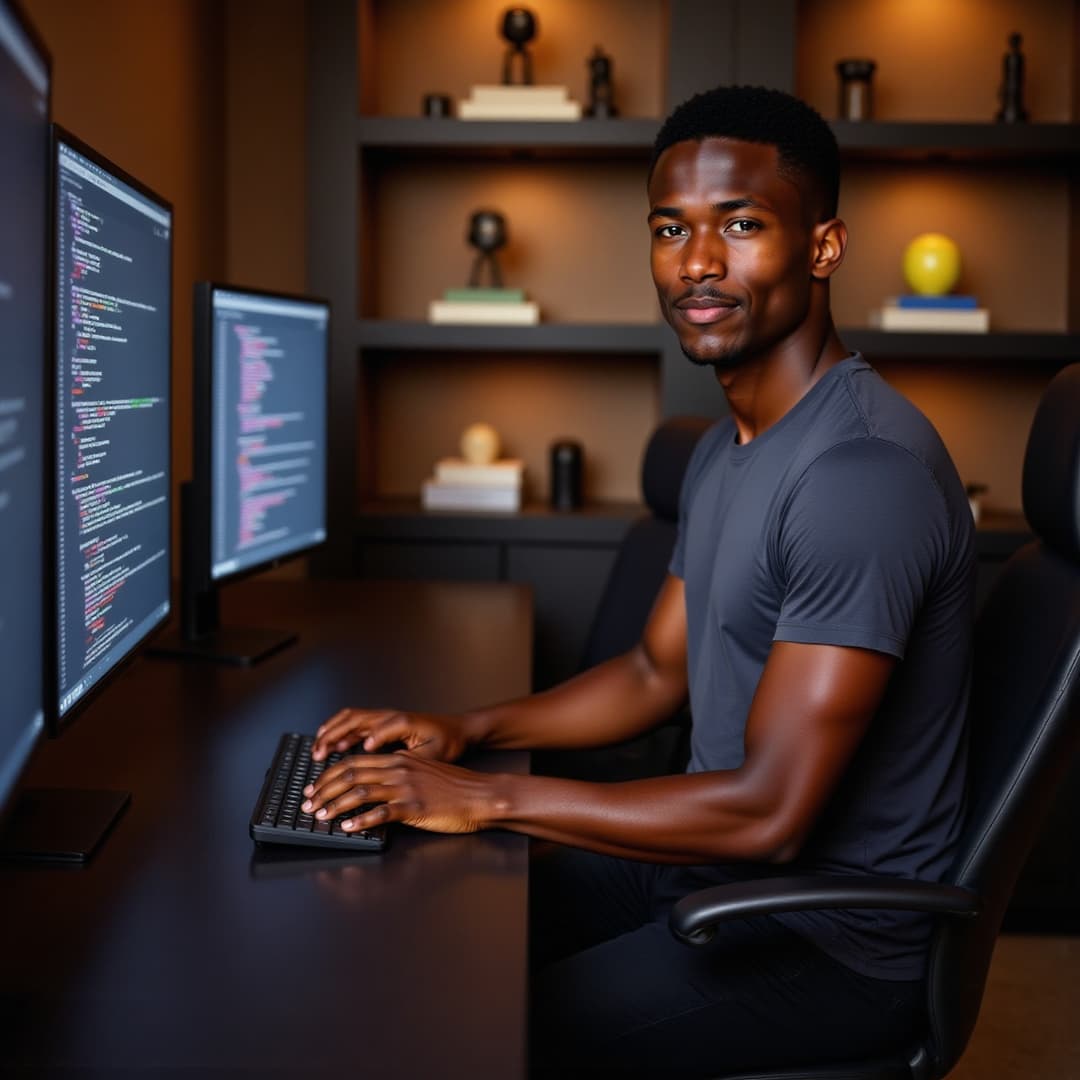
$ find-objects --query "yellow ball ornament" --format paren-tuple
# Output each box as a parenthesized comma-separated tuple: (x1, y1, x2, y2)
(903, 233, 961, 296)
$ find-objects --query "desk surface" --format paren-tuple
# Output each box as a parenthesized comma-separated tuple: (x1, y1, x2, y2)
(0, 579, 533, 1079)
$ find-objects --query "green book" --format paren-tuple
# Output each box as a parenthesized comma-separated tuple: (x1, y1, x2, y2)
(443, 287, 526, 303)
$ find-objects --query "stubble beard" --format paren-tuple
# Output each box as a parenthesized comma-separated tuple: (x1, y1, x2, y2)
(679, 334, 748, 373)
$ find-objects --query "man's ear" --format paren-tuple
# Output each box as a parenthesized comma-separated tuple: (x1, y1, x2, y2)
(810, 218, 847, 280)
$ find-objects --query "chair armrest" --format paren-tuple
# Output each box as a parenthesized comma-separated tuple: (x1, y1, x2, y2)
(670, 874, 982, 945)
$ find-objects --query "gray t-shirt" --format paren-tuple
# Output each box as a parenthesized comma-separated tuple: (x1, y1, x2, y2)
(670, 356, 975, 980)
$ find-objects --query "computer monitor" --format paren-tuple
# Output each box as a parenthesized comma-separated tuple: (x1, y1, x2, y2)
(10, 127, 174, 860)
(154, 283, 328, 666)
(0, 0, 49, 824)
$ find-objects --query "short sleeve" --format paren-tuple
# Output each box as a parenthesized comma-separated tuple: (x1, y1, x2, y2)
(773, 439, 949, 659)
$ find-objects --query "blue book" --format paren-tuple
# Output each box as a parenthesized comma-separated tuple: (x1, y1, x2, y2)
(895, 294, 978, 310)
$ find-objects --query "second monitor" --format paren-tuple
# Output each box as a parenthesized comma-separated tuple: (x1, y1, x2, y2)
(162, 284, 329, 665)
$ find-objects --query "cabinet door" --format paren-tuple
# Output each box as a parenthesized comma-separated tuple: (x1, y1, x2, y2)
(506, 545, 618, 691)
(355, 541, 500, 582)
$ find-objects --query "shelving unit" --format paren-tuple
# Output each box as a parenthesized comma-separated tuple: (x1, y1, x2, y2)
(304, 0, 1077, 920)
(307, 0, 1079, 686)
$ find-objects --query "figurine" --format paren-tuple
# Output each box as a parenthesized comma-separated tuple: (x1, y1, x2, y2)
(467, 210, 508, 289)
(996, 32, 1029, 123)
(584, 46, 618, 118)
(501, 7, 537, 86)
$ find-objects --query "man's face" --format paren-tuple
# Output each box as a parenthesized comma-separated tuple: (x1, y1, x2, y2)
(648, 137, 817, 369)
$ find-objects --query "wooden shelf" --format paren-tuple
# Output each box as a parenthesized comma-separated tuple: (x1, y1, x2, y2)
(356, 118, 1080, 163)
(357, 116, 659, 159)
(356, 322, 1078, 364)
(833, 122, 1080, 162)
(356, 499, 643, 544)
(357, 319, 666, 354)
(843, 329, 1080, 364)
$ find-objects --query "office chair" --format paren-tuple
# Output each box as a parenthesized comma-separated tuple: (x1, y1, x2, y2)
(668, 362, 1080, 1080)
(580, 414, 715, 670)
(535, 415, 713, 784)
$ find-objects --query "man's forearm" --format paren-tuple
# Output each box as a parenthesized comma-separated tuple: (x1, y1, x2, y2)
(460, 645, 687, 753)
(479, 770, 786, 864)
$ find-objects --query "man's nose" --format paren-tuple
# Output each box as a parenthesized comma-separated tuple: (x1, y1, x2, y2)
(681, 231, 726, 281)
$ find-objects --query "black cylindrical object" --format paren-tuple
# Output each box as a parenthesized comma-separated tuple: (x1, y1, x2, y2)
(549, 439, 583, 510)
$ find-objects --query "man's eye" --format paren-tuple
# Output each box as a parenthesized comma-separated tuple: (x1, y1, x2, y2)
(654, 224, 684, 239)
(727, 219, 761, 234)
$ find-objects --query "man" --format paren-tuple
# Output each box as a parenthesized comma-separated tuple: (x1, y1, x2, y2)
(302, 86, 975, 1076)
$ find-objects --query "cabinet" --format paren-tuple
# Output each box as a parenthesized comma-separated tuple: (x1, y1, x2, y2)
(307, 0, 1077, 678)
(306, 0, 1078, 921)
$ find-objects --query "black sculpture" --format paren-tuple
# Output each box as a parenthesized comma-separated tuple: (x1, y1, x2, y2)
(584, 46, 618, 118)
(501, 7, 537, 86)
(467, 210, 508, 288)
(996, 31, 1029, 123)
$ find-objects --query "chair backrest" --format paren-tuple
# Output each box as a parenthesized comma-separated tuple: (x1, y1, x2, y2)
(579, 415, 713, 669)
(920, 364, 1080, 1077)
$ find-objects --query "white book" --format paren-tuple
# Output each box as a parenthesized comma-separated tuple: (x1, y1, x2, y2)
(458, 100, 582, 121)
(434, 457, 524, 486)
(428, 299, 540, 325)
(871, 305, 990, 333)
(470, 84, 570, 106)
(422, 479, 521, 512)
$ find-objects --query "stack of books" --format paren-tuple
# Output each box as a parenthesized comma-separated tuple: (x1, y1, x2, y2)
(871, 295, 989, 333)
(421, 457, 524, 512)
(458, 84, 582, 121)
(428, 287, 539, 326)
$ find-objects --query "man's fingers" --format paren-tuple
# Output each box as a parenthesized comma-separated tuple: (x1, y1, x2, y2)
(341, 799, 419, 832)
(361, 713, 415, 751)
(311, 709, 398, 759)
(312, 784, 407, 822)
(302, 758, 402, 808)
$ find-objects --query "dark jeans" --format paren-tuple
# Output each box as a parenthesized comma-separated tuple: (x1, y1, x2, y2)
(528, 846, 925, 1078)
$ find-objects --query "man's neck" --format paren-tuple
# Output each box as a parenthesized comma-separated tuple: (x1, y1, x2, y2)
(717, 321, 849, 445)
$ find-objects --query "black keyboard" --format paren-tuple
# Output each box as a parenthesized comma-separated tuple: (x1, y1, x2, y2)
(249, 732, 387, 852)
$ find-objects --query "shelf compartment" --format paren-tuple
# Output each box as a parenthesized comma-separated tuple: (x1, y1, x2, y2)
(843, 329, 1080, 364)
(357, 117, 660, 159)
(833, 122, 1080, 162)
(355, 499, 643, 545)
(357, 319, 666, 354)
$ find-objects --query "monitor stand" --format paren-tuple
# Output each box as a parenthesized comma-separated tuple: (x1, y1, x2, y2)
(0, 787, 130, 863)
(146, 482, 298, 666)
(149, 624, 297, 667)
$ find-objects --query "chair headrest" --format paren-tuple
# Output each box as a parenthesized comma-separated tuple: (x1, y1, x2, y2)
(641, 416, 714, 522)
(1022, 363, 1080, 561)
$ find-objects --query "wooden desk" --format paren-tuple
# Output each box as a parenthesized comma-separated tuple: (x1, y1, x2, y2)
(0, 579, 533, 1079)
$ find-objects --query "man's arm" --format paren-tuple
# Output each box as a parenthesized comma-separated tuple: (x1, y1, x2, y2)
(304, 638, 895, 864)
(312, 574, 690, 760)
(462, 573, 690, 751)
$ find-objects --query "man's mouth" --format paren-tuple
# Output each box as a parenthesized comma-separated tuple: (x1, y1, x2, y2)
(674, 296, 740, 326)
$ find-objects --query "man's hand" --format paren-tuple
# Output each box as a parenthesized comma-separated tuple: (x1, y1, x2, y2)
(311, 708, 468, 762)
(301, 751, 503, 834)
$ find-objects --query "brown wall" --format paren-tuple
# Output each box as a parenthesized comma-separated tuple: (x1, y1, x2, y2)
(25, 0, 227, 568)
(25, 0, 309, 574)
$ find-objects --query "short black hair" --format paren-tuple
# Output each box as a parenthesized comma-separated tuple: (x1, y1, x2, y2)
(649, 85, 839, 221)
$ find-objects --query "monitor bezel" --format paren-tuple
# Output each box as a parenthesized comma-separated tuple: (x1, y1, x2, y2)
(0, 0, 51, 821)
(45, 124, 174, 736)
(190, 280, 331, 594)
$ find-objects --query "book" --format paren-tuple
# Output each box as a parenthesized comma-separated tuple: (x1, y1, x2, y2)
(469, 85, 571, 106)
(458, 100, 582, 121)
(894, 294, 979, 310)
(428, 299, 540, 325)
(442, 287, 526, 304)
(434, 457, 524, 486)
(421, 479, 521, 512)
(871, 304, 990, 333)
